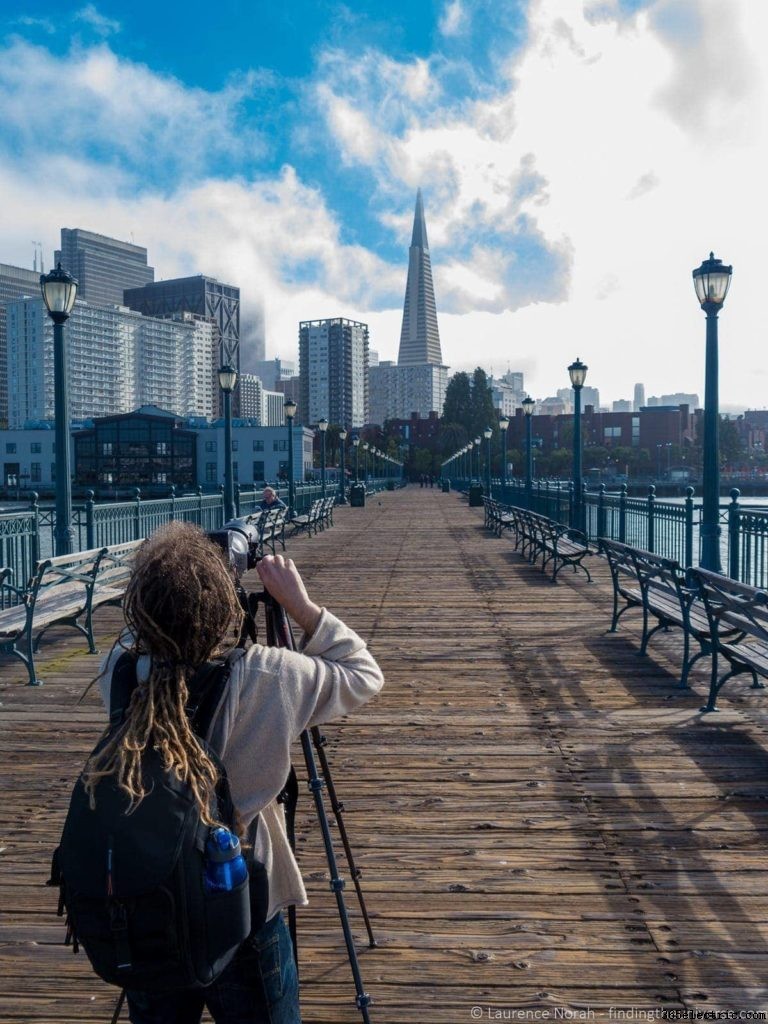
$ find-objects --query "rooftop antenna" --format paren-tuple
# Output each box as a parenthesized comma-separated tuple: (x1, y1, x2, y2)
(32, 241, 42, 272)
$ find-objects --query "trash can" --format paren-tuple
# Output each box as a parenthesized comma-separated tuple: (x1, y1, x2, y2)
(386, 480, 395, 491)
(441, 480, 450, 493)
(468, 483, 484, 507)
(350, 483, 366, 507)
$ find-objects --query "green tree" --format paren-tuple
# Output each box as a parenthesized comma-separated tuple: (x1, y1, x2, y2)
(470, 367, 496, 438)
(442, 372, 472, 432)
(439, 422, 469, 455)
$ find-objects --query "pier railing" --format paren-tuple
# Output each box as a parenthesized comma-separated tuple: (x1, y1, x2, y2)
(451, 476, 768, 590)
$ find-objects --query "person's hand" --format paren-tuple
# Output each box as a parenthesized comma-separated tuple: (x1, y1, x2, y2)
(256, 555, 322, 635)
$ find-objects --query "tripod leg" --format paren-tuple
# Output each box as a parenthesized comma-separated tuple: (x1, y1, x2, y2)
(299, 730, 373, 1024)
(311, 726, 377, 948)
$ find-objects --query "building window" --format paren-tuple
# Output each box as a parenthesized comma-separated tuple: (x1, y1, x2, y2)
(206, 440, 217, 452)
(604, 427, 622, 439)
(253, 440, 264, 452)
(102, 442, 113, 456)
(205, 462, 217, 483)
(273, 439, 287, 452)
(233, 462, 239, 481)
(232, 440, 239, 452)
(30, 463, 41, 482)
(30, 443, 41, 454)
(6, 443, 16, 454)
(253, 461, 265, 480)
(156, 441, 169, 456)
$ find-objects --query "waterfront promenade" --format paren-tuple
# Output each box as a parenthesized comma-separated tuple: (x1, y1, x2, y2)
(3, 487, 768, 1021)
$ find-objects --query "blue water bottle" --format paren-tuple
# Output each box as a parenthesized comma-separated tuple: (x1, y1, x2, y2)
(204, 827, 248, 892)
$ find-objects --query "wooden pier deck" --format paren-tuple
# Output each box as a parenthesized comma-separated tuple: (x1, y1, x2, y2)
(3, 487, 768, 1022)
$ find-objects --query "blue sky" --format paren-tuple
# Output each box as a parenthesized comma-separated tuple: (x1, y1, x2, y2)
(0, 0, 765, 408)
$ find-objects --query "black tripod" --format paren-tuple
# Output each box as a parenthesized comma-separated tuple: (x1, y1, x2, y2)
(250, 588, 376, 1024)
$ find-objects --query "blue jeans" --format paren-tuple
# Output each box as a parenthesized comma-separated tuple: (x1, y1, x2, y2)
(126, 913, 301, 1024)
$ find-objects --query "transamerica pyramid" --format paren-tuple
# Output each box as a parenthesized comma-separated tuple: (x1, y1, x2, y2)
(397, 189, 443, 366)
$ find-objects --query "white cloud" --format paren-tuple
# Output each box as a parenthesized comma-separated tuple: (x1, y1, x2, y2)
(439, 1, 467, 38)
(74, 4, 121, 37)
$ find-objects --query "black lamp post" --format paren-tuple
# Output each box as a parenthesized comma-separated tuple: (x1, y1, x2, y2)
(338, 428, 347, 503)
(523, 396, 535, 509)
(352, 435, 360, 483)
(40, 263, 78, 555)
(568, 358, 588, 531)
(483, 427, 493, 496)
(284, 398, 297, 516)
(499, 417, 509, 488)
(693, 251, 732, 572)
(474, 437, 481, 481)
(218, 364, 238, 521)
(362, 442, 369, 485)
(318, 417, 328, 498)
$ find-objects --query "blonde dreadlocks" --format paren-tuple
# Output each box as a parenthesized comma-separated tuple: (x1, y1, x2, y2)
(83, 521, 244, 825)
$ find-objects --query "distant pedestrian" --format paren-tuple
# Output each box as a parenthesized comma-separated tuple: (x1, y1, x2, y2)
(258, 486, 287, 511)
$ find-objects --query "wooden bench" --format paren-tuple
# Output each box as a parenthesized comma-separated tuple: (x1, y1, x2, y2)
(90, 539, 143, 612)
(481, 499, 591, 583)
(290, 499, 323, 538)
(259, 507, 287, 553)
(688, 568, 768, 712)
(0, 547, 108, 686)
(600, 539, 734, 690)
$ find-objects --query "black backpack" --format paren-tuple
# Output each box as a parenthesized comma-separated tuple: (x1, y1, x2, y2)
(49, 652, 269, 993)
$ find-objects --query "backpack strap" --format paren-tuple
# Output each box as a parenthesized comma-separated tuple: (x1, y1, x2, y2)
(187, 651, 240, 739)
(109, 652, 141, 727)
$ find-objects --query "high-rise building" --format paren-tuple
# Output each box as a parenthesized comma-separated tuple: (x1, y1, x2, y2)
(124, 276, 240, 416)
(275, 376, 302, 423)
(613, 399, 633, 413)
(299, 318, 369, 428)
(397, 189, 442, 366)
(238, 373, 263, 419)
(0, 263, 41, 427)
(6, 297, 216, 427)
(633, 383, 646, 412)
(251, 357, 296, 391)
(490, 372, 526, 418)
(55, 228, 154, 307)
(369, 190, 448, 424)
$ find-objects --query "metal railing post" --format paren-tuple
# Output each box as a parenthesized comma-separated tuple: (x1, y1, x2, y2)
(85, 490, 95, 550)
(647, 485, 656, 553)
(169, 484, 176, 522)
(133, 488, 142, 541)
(197, 485, 204, 526)
(235, 483, 241, 518)
(619, 484, 627, 543)
(728, 488, 741, 580)
(555, 482, 562, 524)
(597, 483, 606, 540)
(30, 491, 40, 567)
(684, 486, 694, 569)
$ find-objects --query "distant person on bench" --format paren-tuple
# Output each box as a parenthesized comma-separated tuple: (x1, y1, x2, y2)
(258, 487, 287, 511)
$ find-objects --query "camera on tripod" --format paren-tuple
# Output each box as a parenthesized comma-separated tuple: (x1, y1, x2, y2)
(208, 518, 261, 578)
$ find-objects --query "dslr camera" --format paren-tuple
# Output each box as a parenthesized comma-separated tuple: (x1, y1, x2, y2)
(208, 518, 261, 578)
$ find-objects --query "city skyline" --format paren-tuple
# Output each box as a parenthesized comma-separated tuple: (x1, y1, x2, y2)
(0, 1, 765, 410)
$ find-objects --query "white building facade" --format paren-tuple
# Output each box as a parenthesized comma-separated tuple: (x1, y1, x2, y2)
(368, 361, 447, 425)
(6, 298, 216, 427)
(299, 318, 369, 428)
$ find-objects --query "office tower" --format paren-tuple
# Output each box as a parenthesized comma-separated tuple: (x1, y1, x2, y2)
(239, 373, 263, 419)
(299, 318, 369, 428)
(124, 276, 240, 416)
(581, 386, 600, 409)
(6, 297, 216, 427)
(490, 372, 526, 417)
(55, 228, 154, 307)
(397, 189, 442, 366)
(613, 400, 633, 413)
(633, 383, 646, 412)
(0, 263, 41, 426)
(368, 360, 448, 426)
(252, 358, 296, 391)
(274, 376, 302, 423)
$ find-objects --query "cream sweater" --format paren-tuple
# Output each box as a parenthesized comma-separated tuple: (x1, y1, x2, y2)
(99, 608, 384, 920)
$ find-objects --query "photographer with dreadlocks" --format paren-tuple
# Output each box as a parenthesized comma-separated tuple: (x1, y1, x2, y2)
(84, 521, 384, 1024)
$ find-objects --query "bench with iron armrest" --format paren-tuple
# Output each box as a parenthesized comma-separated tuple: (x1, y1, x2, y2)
(290, 499, 323, 538)
(688, 568, 768, 712)
(259, 507, 287, 553)
(600, 539, 733, 689)
(318, 496, 335, 530)
(538, 518, 592, 583)
(0, 547, 108, 686)
(90, 539, 143, 613)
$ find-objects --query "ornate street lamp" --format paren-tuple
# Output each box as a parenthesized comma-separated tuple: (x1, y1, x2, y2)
(474, 437, 481, 481)
(352, 435, 360, 483)
(568, 358, 588, 531)
(483, 427, 493, 496)
(499, 417, 509, 489)
(362, 442, 369, 485)
(218, 364, 238, 521)
(40, 263, 78, 555)
(693, 252, 732, 572)
(284, 398, 297, 517)
(338, 428, 348, 504)
(523, 396, 535, 510)
(318, 417, 328, 498)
